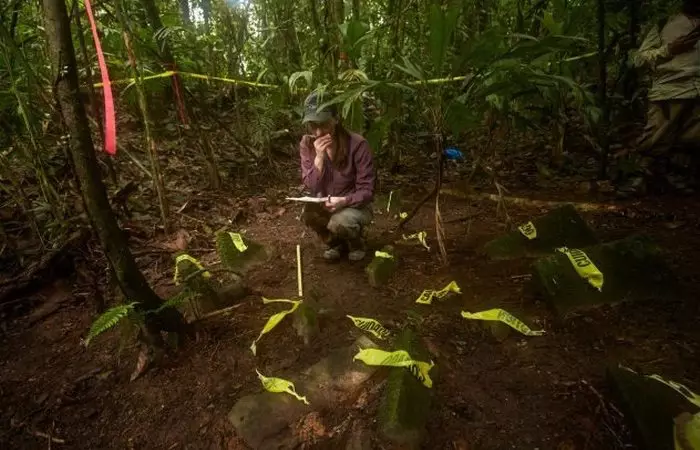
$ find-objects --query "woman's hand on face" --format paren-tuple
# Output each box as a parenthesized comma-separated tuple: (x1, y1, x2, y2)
(324, 196, 347, 212)
(313, 134, 332, 158)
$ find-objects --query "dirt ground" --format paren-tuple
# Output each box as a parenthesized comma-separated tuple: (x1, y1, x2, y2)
(1, 153, 700, 449)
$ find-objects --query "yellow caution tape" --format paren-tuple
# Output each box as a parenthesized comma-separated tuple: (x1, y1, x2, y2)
(460, 308, 545, 336)
(402, 231, 430, 251)
(250, 298, 302, 355)
(94, 70, 278, 89)
(518, 221, 537, 240)
(675, 412, 700, 450)
(228, 232, 248, 252)
(557, 247, 604, 291)
(256, 370, 309, 404)
(173, 254, 211, 285)
(375, 251, 394, 259)
(94, 71, 471, 90)
(416, 280, 461, 305)
(353, 348, 434, 388)
(346, 315, 391, 340)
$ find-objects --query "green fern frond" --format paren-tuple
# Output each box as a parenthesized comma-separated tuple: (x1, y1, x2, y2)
(84, 302, 138, 347)
(151, 289, 197, 314)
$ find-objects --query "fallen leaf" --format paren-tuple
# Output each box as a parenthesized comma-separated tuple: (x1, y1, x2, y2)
(163, 229, 190, 251)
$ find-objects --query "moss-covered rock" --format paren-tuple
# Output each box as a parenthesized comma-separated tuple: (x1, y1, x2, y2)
(378, 328, 433, 449)
(607, 365, 699, 450)
(366, 245, 398, 287)
(483, 204, 598, 260)
(215, 231, 267, 272)
(532, 234, 674, 317)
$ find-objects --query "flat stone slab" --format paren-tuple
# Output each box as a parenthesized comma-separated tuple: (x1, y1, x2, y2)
(607, 365, 700, 450)
(483, 204, 598, 260)
(366, 245, 398, 287)
(378, 328, 433, 449)
(228, 335, 380, 449)
(532, 234, 674, 317)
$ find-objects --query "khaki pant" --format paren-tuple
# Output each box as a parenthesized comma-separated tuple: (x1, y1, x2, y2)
(638, 100, 700, 156)
(302, 203, 372, 245)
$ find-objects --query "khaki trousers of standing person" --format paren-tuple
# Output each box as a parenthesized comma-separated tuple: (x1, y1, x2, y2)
(301, 202, 373, 245)
(637, 100, 700, 175)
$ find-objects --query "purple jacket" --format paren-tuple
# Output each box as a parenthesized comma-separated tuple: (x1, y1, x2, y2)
(299, 132, 375, 207)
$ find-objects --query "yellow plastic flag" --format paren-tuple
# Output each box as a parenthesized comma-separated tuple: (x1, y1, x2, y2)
(256, 370, 309, 404)
(250, 298, 301, 355)
(399, 212, 408, 219)
(375, 251, 394, 260)
(675, 412, 700, 450)
(228, 232, 248, 252)
(346, 315, 391, 340)
(416, 281, 461, 305)
(460, 308, 545, 336)
(353, 348, 434, 388)
(173, 254, 211, 285)
(402, 231, 430, 251)
(517, 221, 537, 240)
(557, 247, 604, 291)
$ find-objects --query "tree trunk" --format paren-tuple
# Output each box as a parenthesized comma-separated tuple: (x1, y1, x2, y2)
(179, 0, 191, 26)
(597, 0, 609, 179)
(139, 0, 187, 124)
(202, 0, 212, 33)
(352, 0, 360, 21)
(42, 0, 190, 345)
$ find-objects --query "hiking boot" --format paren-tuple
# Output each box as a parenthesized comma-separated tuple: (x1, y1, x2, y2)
(347, 238, 366, 262)
(323, 245, 342, 261)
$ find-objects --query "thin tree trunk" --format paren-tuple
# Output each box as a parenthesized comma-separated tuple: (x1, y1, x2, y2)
(179, 0, 191, 26)
(123, 31, 171, 231)
(597, 0, 609, 179)
(139, 0, 188, 124)
(70, 0, 117, 185)
(42, 0, 189, 346)
(202, 0, 212, 32)
(352, 0, 360, 20)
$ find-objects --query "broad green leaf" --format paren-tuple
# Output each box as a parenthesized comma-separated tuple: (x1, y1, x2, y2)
(395, 56, 425, 81)
(289, 71, 313, 91)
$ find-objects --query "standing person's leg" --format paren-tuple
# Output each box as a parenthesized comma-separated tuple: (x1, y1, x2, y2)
(618, 101, 674, 197)
(327, 205, 373, 261)
(671, 99, 700, 190)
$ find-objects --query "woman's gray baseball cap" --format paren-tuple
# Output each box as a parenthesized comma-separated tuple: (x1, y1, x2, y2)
(302, 92, 337, 124)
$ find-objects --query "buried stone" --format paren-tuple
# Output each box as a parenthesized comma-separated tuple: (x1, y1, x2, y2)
(483, 204, 598, 260)
(378, 328, 434, 449)
(607, 365, 700, 450)
(366, 245, 398, 287)
(228, 335, 380, 450)
(532, 234, 675, 317)
(215, 231, 268, 272)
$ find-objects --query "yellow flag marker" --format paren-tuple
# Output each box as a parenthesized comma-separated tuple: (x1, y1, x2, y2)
(386, 191, 394, 213)
(347, 315, 391, 340)
(256, 370, 309, 404)
(402, 231, 430, 251)
(228, 232, 248, 252)
(557, 247, 604, 291)
(173, 254, 211, 285)
(399, 212, 408, 219)
(460, 309, 545, 336)
(518, 221, 537, 240)
(375, 251, 394, 259)
(250, 298, 302, 355)
(675, 412, 700, 450)
(353, 348, 434, 388)
(416, 281, 461, 305)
